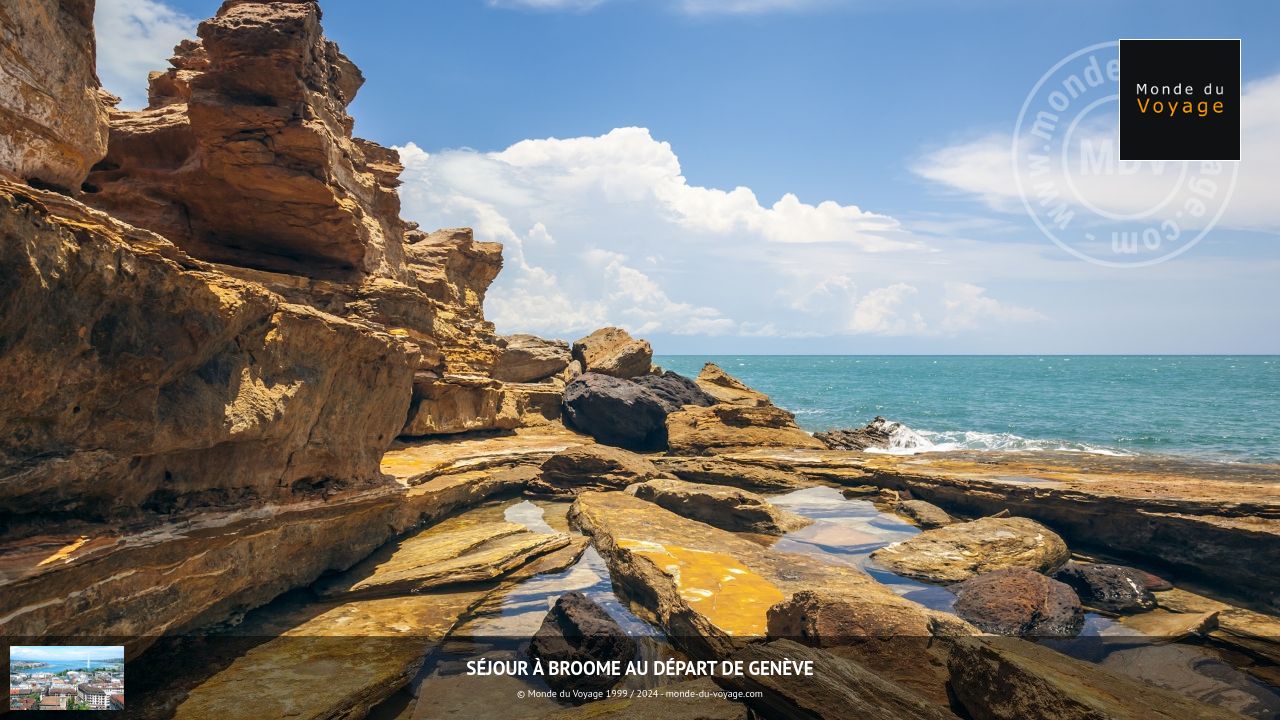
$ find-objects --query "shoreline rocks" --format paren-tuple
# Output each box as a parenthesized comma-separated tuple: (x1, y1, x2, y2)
(950, 568, 1084, 637)
(870, 516, 1070, 583)
(528, 591, 638, 699)
(571, 327, 652, 379)
(562, 373, 669, 450)
(666, 403, 825, 455)
(1052, 562, 1158, 614)
(530, 444, 664, 497)
(632, 478, 813, 535)
(816, 416, 929, 452)
(494, 334, 571, 383)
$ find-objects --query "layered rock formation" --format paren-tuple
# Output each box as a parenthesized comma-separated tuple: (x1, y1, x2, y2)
(0, 0, 109, 191)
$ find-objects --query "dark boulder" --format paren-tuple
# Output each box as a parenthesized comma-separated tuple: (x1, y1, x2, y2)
(1052, 562, 1159, 613)
(562, 373, 669, 450)
(951, 568, 1084, 637)
(631, 370, 716, 413)
(528, 591, 638, 699)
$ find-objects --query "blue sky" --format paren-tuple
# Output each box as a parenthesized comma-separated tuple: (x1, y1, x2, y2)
(95, 0, 1280, 353)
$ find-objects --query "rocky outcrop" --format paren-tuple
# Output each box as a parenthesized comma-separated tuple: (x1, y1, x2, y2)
(631, 370, 716, 412)
(665, 403, 824, 455)
(528, 591, 638, 699)
(571, 327, 652, 378)
(316, 518, 570, 598)
(562, 373, 669, 450)
(654, 456, 814, 492)
(816, 416, 930, 452)
(530, 444, 663, 497)
(84, 1, 406, 279)
(0, 181, 417, 523)
(632, 478, 812, 535)
(946, 636, 1246, 720)
(1052, 562, 1158, 613)
(950, 569, 1084, 637)
(896, 499, 954, 528)
(0, 0, 109, 192)
(493, 334, 571, 383)
(568, 490, 965, 661)
(402, 374, 512, 437)
(695, 363, 771, 407)
(870, 517, 1070, 583)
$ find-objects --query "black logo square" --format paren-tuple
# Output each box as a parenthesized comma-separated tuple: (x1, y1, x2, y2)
(1120, 39, 1240, 161)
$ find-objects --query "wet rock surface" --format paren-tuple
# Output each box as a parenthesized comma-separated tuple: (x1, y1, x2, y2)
(950, 568, 1084, 637)
(528, 591, 638, 698)
(1052, 562, 1158, 613)
(816, 416, 929, 452)
(870, 516, 1071, 583)
(632, 477, 813, 535)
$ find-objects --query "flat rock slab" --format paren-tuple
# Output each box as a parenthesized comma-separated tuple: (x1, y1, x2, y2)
(174, 590, 489, 720)
(870, 516, 1069, 583)
(569, 491, 961, 660)
(719, 640, 955, 720)
(1155, 588, 1280, 664)
(318, 512, 570, 598)
(631, 478, 813, 535)
(382, 428, 590, 485)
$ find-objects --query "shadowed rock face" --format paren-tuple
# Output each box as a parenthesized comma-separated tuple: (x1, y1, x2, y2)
(531, 444, 663, 497)
(631, 370, 716, 413)
(0, 0, 109, 192)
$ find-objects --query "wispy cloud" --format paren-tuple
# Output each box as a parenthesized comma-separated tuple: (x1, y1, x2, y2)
(95, 0, 197, 109)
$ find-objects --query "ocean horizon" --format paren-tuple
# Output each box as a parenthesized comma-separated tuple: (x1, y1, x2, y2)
(656, 355, 1280, 463)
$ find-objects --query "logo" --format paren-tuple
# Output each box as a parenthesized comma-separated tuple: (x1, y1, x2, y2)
(1013, 41, 1238, 268)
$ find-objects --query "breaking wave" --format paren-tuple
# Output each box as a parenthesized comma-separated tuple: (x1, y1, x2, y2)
(862, 420, 1134, 456)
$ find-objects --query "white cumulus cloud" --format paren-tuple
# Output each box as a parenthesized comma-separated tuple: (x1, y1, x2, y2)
(397, 128, 1041, 341)
(95, 0, 197, 110)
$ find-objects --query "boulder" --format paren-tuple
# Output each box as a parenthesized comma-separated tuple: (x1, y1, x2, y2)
(1051, 563, 1158, 613)
(528, 591, 638, 699)
(493, 334, 571, 383)
(562, 373, 668, 450)
(631, 370, 716, 412)
(870, 517, 1070, 583)
(0, 0, 109, 191)
(765, 590, 966, 706)
(665, 403, 825, 456)
(632, 478, 813, 535)
(695, 363, 771, 407)
(530, 444, 663, 497)
(950, 568, 1084, 637)
(896, 499, 954, 529)
(571, 327, 652, 379)
(946, 636, 1246, 720)
(815, 416, 930, 452)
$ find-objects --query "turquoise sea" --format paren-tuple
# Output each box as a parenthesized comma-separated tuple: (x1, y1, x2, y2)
(655, 356, 1280, 463)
